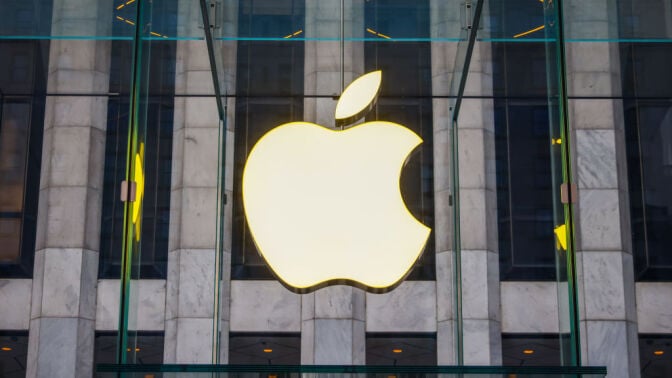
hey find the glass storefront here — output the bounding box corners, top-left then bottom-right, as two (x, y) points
(2, 0), (672, 377)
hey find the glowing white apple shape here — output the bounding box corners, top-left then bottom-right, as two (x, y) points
(242, 71), (431, 292)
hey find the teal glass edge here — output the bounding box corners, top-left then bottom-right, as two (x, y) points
(552, 0), (582, 366)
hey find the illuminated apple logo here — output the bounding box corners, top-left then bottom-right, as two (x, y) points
(242, 71), (431, 293)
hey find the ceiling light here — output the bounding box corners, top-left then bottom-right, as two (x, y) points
(523, 349), (534, 355)
(1, 347), (12, 351)
(392, 349), (403, 353)
(654, 350), (664, 356)
(263, 348), (273, 353)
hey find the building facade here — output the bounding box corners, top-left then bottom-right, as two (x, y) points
(0, 0), (671, 377)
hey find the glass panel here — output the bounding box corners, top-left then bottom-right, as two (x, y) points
(449, 0), (580, 366)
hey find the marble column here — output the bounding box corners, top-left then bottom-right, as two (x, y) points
(565, 1), (640, 377)
(26, 0), (112, 377)
(430, 0), (461, 365)
(164, 0), (222, 363)
(300, 0), (366, 365)
(454, 39), (502, 365)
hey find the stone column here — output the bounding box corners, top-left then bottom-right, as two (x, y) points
(300, 0), (366, 365)
(26, 0), (112, 377)
(164, 0), (223, 363)
(430, 0), (461, 365)
(565, 1), (640, 376)
(454, 39), (502, 365)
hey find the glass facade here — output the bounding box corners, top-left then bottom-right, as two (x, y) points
(1, 0), (671, 377)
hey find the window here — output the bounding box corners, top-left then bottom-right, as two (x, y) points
(619, 1), (672, 281)
(98, 1), (177, 279)
(229, 333), (300, 365)
(490, 1), (556, 281)
(232, 0), (305, 279)
(0, 331), (28, 378)
(366, 333), (436, 365)
(502, 334), (569, 366)
(0, 39), (49, 277)
(640, 334), (672, 378)
(94, 331), (164, 365)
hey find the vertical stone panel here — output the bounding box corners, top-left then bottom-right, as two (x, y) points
(566, 1), (640, 376)
(26, 0), (111, 376)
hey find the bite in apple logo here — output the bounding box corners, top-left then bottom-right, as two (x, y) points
(242, 71), (431, 293)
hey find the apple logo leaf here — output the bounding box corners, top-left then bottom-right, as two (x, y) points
(335, 70), (382, 128)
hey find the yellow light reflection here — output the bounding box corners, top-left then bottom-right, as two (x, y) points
(513, 25), (545, 38)
(133, 143), (145, 242)
(366, 28), (391, 39)
(283, 29), (303, 39)
(554, 224), (567, 251)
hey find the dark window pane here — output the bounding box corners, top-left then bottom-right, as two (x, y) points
(495, 102), (556, 280)
(0, 40), (49, 278)
(624, 101), (672, 280)
(0, 0), (53, 37)
(366, 333), (436, 365)
(229, 333), (300, 365)
(502, 334), (568, 366)
(94, 332), (164, 365)
(640, 335), (672, 378)
(0, 331), (28, 378)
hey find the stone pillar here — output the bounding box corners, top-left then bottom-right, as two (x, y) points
(300, 0), (366, 365)
(164, 0), (222, 363)
(430, 0), (461, 365)
(565, 1), (640, 376)
(454, 39), (502, 365)
(301, 287), (366, 364)
(26, 0), (112, 377)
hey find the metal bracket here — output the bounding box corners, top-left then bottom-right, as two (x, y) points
(560, 183), (577, 204)
(461, 1), (473, 31)
(208, 1), (220, 29)
(120, 180), (137, 202)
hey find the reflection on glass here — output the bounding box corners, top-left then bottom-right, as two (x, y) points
(99, 35), (176, 279)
